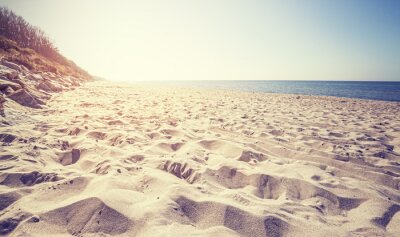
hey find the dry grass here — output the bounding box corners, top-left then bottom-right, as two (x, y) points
(0, 36), (91, 79)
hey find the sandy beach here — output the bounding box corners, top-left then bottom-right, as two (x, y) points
(0, 80), (399, 236)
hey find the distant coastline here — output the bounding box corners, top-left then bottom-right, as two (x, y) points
(131, 80), (400, 102)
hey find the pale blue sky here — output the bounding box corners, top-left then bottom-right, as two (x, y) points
(1, 0), (399, 81)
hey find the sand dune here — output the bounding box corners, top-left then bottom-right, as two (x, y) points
(1, 81), (400, 236)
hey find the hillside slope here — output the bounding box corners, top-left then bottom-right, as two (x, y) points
(0, 8), (92, 115)
(0, 38), (91, 120)
(0, 36), (91, 80)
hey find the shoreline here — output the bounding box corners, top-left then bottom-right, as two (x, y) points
(117, 80), (400, 103)
(101, 80), (400, 104)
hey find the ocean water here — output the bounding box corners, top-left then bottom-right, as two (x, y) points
(141, 80), (400, 102)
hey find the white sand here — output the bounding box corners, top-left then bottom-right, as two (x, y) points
(1, 81), (400, 236)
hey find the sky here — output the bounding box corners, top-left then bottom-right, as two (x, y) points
(1, 0), (399, 81)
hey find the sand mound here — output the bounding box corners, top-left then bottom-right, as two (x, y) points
(59, 149), (81, 166)
(160, 160), (200, 184)
(0, 171), (60, 187)
(175, 196), (290, 237)
(0, 191), (21, 211)
(39, 197), (133, 235)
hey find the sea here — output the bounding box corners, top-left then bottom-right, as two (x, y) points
(138, 80), (400, 102)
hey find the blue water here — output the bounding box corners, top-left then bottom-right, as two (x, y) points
(141, 80), (400, 102)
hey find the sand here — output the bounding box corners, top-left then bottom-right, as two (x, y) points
(1, 80), (400, 236)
